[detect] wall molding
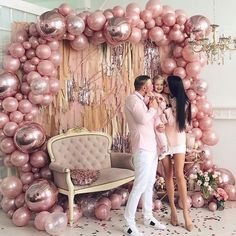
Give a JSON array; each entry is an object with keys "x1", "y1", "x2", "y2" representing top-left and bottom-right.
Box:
[{"x1": 213, "y1": 107, "x2": 236, "y2": 120}]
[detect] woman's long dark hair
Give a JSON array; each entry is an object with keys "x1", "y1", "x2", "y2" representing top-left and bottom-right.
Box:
[{"x1": 167, "y1": 75, "x2": 191, "y2": 132}]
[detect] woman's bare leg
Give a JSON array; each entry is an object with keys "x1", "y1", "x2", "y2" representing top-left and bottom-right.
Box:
[
  {"x1": 161, "y1": 156, "x2": 178, "y2": 226},
  {"x1": 173, "y1": 153, "x2": 193, "y2": 231}
]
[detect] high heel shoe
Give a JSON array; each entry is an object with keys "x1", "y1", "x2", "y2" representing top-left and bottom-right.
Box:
[{"x1": 185, "y1": 223, "x2": 193, "y2": 232}]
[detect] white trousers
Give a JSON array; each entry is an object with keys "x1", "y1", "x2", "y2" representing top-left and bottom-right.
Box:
[{"x1": 124, "y1": 149, "x2": 158, "y2": 226}]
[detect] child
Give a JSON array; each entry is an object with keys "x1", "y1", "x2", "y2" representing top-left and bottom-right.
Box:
[{"x1": 152, "y1": 75, "x2": 169, "y2": 159}]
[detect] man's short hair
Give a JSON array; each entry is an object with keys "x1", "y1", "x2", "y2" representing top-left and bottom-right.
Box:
[{"x1": 134, "y1": 75, "x2": 150, "y2": 91}]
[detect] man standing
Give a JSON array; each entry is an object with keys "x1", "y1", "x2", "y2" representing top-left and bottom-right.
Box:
[{"x1": 124, "y1": 75, "x2": 166, "y2": 236}]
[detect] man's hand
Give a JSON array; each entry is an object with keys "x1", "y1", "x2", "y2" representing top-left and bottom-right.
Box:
[{"x1": 156, "y1": 124, "x2": 165, "y2": 133}]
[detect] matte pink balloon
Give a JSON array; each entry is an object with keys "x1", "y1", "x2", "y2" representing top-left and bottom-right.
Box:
[
  {"x1": 1, "y1": 196, "x2": 16, "y2": 212},
  {"x1": 9, "y1": 43, "x2": 25, "y2": 58},
  {"x1": 25, "y1": 179, "x2": 58, "y2": 212},
  {"x1": 49, "y1": 51, "x2": 61, "y2": 66},
  {"x1": 70, "y1": 34, "x2": 89, "y2": 51},
  {"x1": 202, "y1": 130, "x2": 218, "y2": 146},
  {"x1": 128, "y1": 27, "x2": 142, "y2": 44},
  {"x1": 12, "y1": 206, "x2": 31, "y2": 226},
  {"x1": 182, "y1": 45, "x2": 200, "y2": 62},
  {"x1": 173, "y1": 67, "x2": 186, "y2": 79},
  {"x1": 95, "y1": 204, "x2": 110, "y2": 220},
  {"x1": 191, "y1": 127, "x2": 202, "y2": 140},
  {"x1": 34, "y1": 211, "x2": 50, "y2": 230},
  {"x1": 3, "y1": 55, "x2": 20, "y2": 73},
  {"x1": 186, "y1": 62, "x2": 201, "y2": 77},
  {"x1": 15, "y1": 193, "x2": 25, "y2": 208},
  {"x1": 36, "y1": 45, "x2": 51, "y2": 59},
  {"x1": 49, "y1": 78, "x2": 60, "y2": 94},
  {"x1": 140, "y1": 9, "x2": 152, "y2": 22},
  {"x1": 161, "y1": 58, "x2": 177, "y2": 74},
  {"x1": 18, "y1": 99, "x2": 33, "y2": 114},
  {"x1": 10, "y1": 111, "x2": 24, "y2": 123},
  {"x1": 126, "y1": 3, "x2": 141, "y2": 15},
  {"x1": 208, "y1": 202, "x2": 217, "y2": 211},
  {"x1": 87, "y1": 11, "x2": 106, "y2": 31},
  {"x1": 199, "y1": 116, "x2": 212, "y2": 131},
  {"x1": 149, "y1": 26, "x2": 164, "y2": 42},
  {"x1": 2, "y1": 97, "x2": 19, "y2": 112},
  {"x1": 224, "y1": 184, "x2": 236, "y2": 201},
  {"x1": 145, "y1": 0, "x2": 163, "y2": 18},
  {"x1": 30, "y1": 151, "x2": 49, "y2": 168},
  {"x1": 126, "y1": 12, "x2": 140, "y2": 27},
  {"x1": 112, "y1": 6, "x2": 125, "y2": 17},
  {"x1": 0, "y1": 137, "x2": 16, "y2": 154},
  {"x1": 37, "y1": 60, "x2": 55, "y2": 76},
  {"x1": 0, "y1": 112, "x2": 10, "y2": 128},
  {"x1": 196, "y1": 99, "x2": 212, "y2": 114},
  {"x1": 1, "y1": 176, "x2": 23, "y2": 198},
  {"x1": 58, "y1": 3, "x2": 72, "y2": 16},
  {"x1": 176, "y1": 15, "x2": 187, "y2": 25},
  {"x1": 3, "y1": 122, "x2": 18, "y2": 137},
  {"x1": 20, "y1": 172, "x2": 34, "y2": 185},
  {"x1": 47, "y1": 40, "x2": 60, "y2": 51},
  {"x1": 146, "y1": 19, "x2": 156, "y2": 29},
  {"x1": 162, "y1": 13, "x2": 176, "y2": 26}
]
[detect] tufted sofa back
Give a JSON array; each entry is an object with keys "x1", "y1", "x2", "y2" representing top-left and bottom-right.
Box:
[{"x1": 48, "y1": 131, "x2": 112, "y2": 170}]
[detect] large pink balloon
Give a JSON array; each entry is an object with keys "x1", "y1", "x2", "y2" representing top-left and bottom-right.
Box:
[
  {"x1": 128, "y1": 27, "x2": 142, "y2": 44},
  {"x1": 70, "y1": 34, "x2": 89, "y2": 51},
  {"x1": 145, "y1": 0, "x2": 163, "y2": 18},
  {"x1": 199, "y1": 116, "x2": 212, "y2": 131},
  {"x1": 12, "y1": 206, "x2": 31, "y2": 227},
  {"x1": 14, "y1": 122, "x2": 46, "y2": 153},
  {"x1": 161, "y1": 58, "x2": 177, "y2": 74},
  {"x1": 87, "y1": 11, "x2": 106, "y2": 31},
  {"x1": 30, "y1": 151, "x2": 49, "y2": 168},
  {"x1": 37, "y1": 11, "x2": 66, "y2": 40},
  {"x1": 104, "y1": 17, "x2": 131, "y2": 45},
  {"x1": 37, "y1": 60, "x2": 55, "y2": 76},
  {"x1": 217, "y1": 168, "x2": 235, "y2": 187},
  {"x1": 149, "y1": 26, "x2": 164, "y2": 42},
  {"x1": 3, "y1": 55, "x2": 20, "y2": 73},
  {"x1": 186, "y1": 62, "x2": 201, "y2": 77},
  {"x1": 18, "y1": 99, "x2": 33, "y2": 114},
  {"x1": 66, "y1": 15, "x2": 85, "y2": 35},
  {"x1": 201, "y1": 130, "x2": 218, "y2": 146},
  {"x1": 34, "y1": 211, "x2": 50, "y2": 230},
  {"x1": 9, "y1": 43, "x2": 25, "y2": 58},
  {"x1": 2, "y1": 97, "x2": 18, "y2": 112},
  {"x1": 25, "y1": 179, "x2": 58, "y2": 212},
  {"x1": 36, "y1": 45, "x2": 52, "y2": 59},
  {"x1": 1, "y1": 176, "x2": 23, "y2": 198},
  {"x1": 44, "y1": 212, "x2": 68, "y2": 235},
  {"x1": 224, "y1": 184, "x2": 236, "y2": 201},
  {"x1": 0, "y1": 137, "x2": 16, "y2": 154}
]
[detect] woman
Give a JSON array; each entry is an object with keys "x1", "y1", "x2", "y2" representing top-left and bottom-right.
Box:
[{"x1": 161, "y1": 75, "x2": 193, "y2": 231}]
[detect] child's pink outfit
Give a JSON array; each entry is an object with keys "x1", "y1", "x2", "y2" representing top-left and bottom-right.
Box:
[{"x1": 153, "y1": 92, "x2": 169, "y2": 159}]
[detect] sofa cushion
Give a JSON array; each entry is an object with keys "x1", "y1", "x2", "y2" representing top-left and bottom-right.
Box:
[{"x1": 71, "y1": 169, "x2": 100, "y2": 186}]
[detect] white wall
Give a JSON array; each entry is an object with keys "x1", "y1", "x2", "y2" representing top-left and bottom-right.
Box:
[{"x1": 98, "y1": 0, "x2": 236, "y2": 175}]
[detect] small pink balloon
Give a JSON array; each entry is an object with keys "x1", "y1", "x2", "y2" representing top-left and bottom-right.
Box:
[
  {"x1": 34, "y1": 211, "x2": 50, "y2": 230},
  {"x1": 12, "y1": 206, "x2": 31, "y2": 226},
  {"x1": 149, "y1": 26, "x2": 164, "y2": 42},
  {"x1": 28, "y1": 92, "x2": 43, "y2": 104},
  {"x1": 97, "y1": 197, "x2": 112, "y2": 210},
  {"x1": 176, "y1": 57, "x2": 187, "y2": 67},
  {"x1": 50, "y1": 204, "x2": 64, "y2": 213},
  {"x1": 23, "y1": 60, "x2": 36, "y2": 73},
  {"x1": 13, "y1": 30, "x2": 29, "y2": 43},
  {"x1": 109, "y1": 193, "x2": 122, "y2": 210},
  {"x1": 1, "y1": 176, "x2": 23, "y2": 198},
  {"x1": 208, "y1": 202, "x2": 217, "y2": 212},
  {"x1": 0, "y1": 112, "x2": 10, "y2": 128},
  {"x1": 9, "y1": 43, "x2": 25, "y2": 58},
  {"x1": 95, "y1": 204, "x2": 110, "y2": 221},
  {"x1": 10, "y1": 111, "x2": 24, "y2": 123},
  {"x1": 37, "y1": 60, "x2": 55, "y2": 76},
  {"x1": 182, "y1": 45, "x2": 200, "y2": 62},
  {"x1": 173, "y1": 67, "x2": 186, "y2": 79},
  {"x1": 162, "y1": 12, "x2": 176, "y2": 26},
  {"x1": 15, "y1": 93, "x2": 23, "y2": 101},
  {"x1": 26, "y1": 48, "x2": 36, "y2": 59},
  {"x1": 187, "y1": 89, "x2": 197, "y2": 101},
  {"x1": 87, "y1": 11, "x2": 106, "y2": 31},
  {"x1": 2, "y1": 97, "x2": 19, "y2": 112},
  {"x1": 126, "y1": 3, "x2": 141, "y2": 15},
  {"x1": 49, "y1": 78, "x2": 60, "y2": 94},
  {"x1": 112, "y1": 6, "x2": 125, "y2": 17},
  {"x1": 192, "y1": 127, "x2": 202, "y2": 140},
  {"x1": 30, "y1": 151, "x2": 49, "y2": 168},
  {"x1": 1, "y1": 196, "x2": 16, "y2": 212},
  {"x1": 140, "y1": 9, "x2": 152, "y2": 22},
  {"x1": 49, "y1": 51, "x2": 61, "y2": 66},
  {"x1": 18, "y1": 99, "x2": 33, "y2": 114},
  {"x1": 186, "y1": 62, "x2": 201, "y2": 77},
  {"x1": 23, "y1": 41, "x2": 31, "y2": 50},
  {"x1": 47, "y1": 40, "x2": 60, "y2": 51},
  {"x1": 41, "y1": 94, "x2": 53, "y2": 106},
  {"x1": 35, "y1": 45, "x2": 51, "y2": 60},
  {"x1": 193, "y1": 79, "x2": 208, "y2": 96},
  {"x1": 3, "y1": 122, "x2": 18, "y2": 137},
  {"x1": 145, "y1": 0, "x2": 163, "y2": 18},
  {"x1": 58, "y1": 3, "x2": 72, "y2": 16},
  {"x1": 20, "y1": 163, "x2": 32, "y2": 172},
  {"x1": 0, "y1": 137, "x2": 16, "y2": 154},
  {"x1": 161, "y1": 58, "x2": 177, "y2": 74},
  {"x1": 191, "y1": 192, "x2": 204, "y2": 208},
  {"x1": 70, "y1": 34, "x2": 89, "y2": 51},
  {"x1": 29, "y1": 23, "x2": 39, "y2": 37},
  {"x1": 199, "y1": 116, "x2": 212, "y2": 131},
  {"x1": 20, "y1": 172, "x2": 34, "y2": 185},
  {"x1": 3, "y1": 55, "x2": 20, "y2": 73},
  {"x1": 40, "y1": 166, "x2": 53, "y2": 180},
  {"x1": 202, "y1": 130, "x2": 218, "y2": 146},
  {"x1": 15, "y1": 193, "x2": 25, "y2": 208},
  {"x1": 153, "y1": 199, "x2": 163, "y2": 210}
]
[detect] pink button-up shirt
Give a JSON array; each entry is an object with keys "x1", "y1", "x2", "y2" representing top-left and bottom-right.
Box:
[{"x1": 125, "y1": 91, "x2": 157, "y2": 154}]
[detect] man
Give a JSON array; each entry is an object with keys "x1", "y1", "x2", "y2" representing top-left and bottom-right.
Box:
[{"x1": 124, "y1": 75, "x2": 166, "y2": 236}]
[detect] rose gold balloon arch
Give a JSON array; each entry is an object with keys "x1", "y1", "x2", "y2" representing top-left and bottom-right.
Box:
[{"x1": 0, "y1": 0, "x2": 222, "y2": 229}]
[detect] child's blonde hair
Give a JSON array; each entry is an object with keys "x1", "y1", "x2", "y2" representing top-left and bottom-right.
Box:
[{"x1": 153, "y1": 75, "x2": 166, "y2": 85}]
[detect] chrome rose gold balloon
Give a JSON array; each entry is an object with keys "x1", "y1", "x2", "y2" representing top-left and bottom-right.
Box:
[
  {"x1": 14, "y1": 122, "x2": 46, "y2": 153},
  {"x1": 25, "y1": 179, "x2": 58, "y2": 212},
  {"x1": 104, "y1": 17, "x2": 131, "y2": 45},
  {"x1": 0, "y1": 71, "x2": 20, "y2": 99},
  {"x1": 37, "y1": 11, "x2": 66, "y2": 41}
]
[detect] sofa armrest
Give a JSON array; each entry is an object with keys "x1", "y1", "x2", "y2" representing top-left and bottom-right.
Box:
[
  {"x1": 49, "y1": 163, "x2": 70, "y2": 173},
  {"x1": 110, "y1": 152, "x2": 134, "y2": 170}
]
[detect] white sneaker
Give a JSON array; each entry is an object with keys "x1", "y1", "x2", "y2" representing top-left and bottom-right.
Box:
[
  {"x1": 123, "y1": 225, "x2": 143, "y2": 236},
  {"x1": 144, "y1": 217, "x2": 166, "y2": 230}
]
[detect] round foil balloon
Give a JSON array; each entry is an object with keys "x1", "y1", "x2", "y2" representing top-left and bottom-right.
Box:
[
  {"x1": 25, "y1": 179, "x2": 58, "y2": 212},
  {"x1": 66, "y1": 15, "x2": 85, "y2": 36},
  {"x1": 37, "y1": 10, "x2": 66, "y2": 40},
  {"x1": 14, "y1": 122, "x2": 46, "y2": 153},
  {"x1": 185, "y1": 15, "x2": 211, "y2": 39},
  {"x1": 104, "y1": 17, "x2": 131, "y2": 45},
  {"x1": 0, "y1": 71, "x2": 20, "y2": 99}
]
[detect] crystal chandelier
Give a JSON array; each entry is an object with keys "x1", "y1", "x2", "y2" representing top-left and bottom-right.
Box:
[{"x1": 188, "y1": 0, "x2": 236, "y2": 65}]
